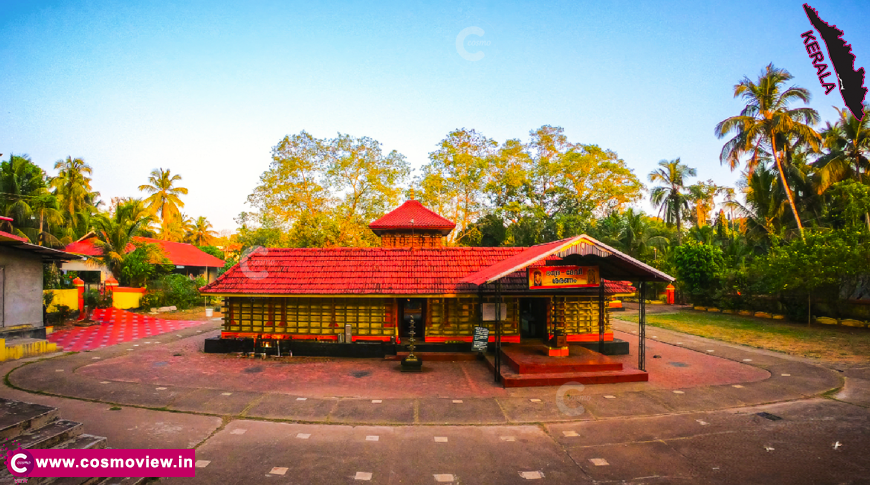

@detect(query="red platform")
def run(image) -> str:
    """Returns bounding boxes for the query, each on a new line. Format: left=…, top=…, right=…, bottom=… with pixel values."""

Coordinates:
left=488, top=344, right=648, bottom=387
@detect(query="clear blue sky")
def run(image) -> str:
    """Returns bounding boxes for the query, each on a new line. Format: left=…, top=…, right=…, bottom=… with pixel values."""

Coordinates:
left=2, top=0, right=868, bottom=231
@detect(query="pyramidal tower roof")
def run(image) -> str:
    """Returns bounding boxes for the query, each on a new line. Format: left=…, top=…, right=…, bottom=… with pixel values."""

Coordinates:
left=368, top=200, right=456, bottom=235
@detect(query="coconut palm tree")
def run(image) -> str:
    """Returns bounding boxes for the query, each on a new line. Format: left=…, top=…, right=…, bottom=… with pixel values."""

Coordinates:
left=92, top=199, right=156, bottom=277
left=138, top=168, right=188, bottom=236
left=187, top=216, right=217, bottom=246
left=0, top=154, right=64, bottom=245
left=815, top=105, right=870, bottom=228
left=50, top=156, right=100, bottom=236
left=715, top=64, right=821, bottom=239
left=687, top=180, right=726, bottom=228
left=649, top=158, right=696, bottom=244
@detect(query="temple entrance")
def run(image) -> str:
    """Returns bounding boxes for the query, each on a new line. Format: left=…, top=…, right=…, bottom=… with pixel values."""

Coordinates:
left=399, top=298, right=426, bottom=339
left=519, top=298, right=548, bottom=342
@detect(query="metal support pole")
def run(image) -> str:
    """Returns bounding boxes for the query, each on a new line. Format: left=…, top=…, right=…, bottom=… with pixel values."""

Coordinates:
left=598, top=280, right=605, bottom=354
left=495, top=281, right=502, bottom=383
left=639, top=281, right=646, bottom=372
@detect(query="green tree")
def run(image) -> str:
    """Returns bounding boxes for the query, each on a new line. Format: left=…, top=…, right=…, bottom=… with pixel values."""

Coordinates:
left=51, top=156, right=100, bottom=238
left=649, top=158, right=696, bottom=243
left=187, top=216, right=217, bottom=246
left=139, top=168, right=188, bottom=236
left=673, top=240, right=725, bottom=305
left=715, top=64, right=821, bottom=239
left=815, top=105, right=870, bottom=229
left=92, top=199, right=158, bottom=278
left=0, top=154, right=65, bottom=245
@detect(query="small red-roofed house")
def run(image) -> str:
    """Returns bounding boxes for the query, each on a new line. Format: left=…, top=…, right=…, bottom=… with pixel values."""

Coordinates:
left=0, top=217, right=81, bottom=330
left=62, top=234, right=225, bottom=284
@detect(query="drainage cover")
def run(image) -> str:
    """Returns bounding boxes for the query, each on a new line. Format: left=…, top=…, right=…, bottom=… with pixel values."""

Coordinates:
left=243, top=366, right=264, bottom=374
left=152, top=361, right=169, bottom=368
left=351, top=370, right=372, bottom=378
left=668, top=362, right=689, bottom=367
left=757, top=412, right=782, bottom=421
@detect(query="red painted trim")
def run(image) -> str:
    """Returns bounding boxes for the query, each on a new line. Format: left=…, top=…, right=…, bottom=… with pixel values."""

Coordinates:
left=113, top=287, right=146, bottom=293
left=566, top=333, right=614, bottom=342
left=423, top=335, right=521, bottom=344
left=352, top=336, right=392, bottom=342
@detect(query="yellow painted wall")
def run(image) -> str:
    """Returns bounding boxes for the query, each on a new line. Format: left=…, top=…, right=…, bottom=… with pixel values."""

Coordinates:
left=0, top=338, right=59, bottom=362
left=45, top=289, right=79, bottom=312
left=112, top=290, right=144, bottom=310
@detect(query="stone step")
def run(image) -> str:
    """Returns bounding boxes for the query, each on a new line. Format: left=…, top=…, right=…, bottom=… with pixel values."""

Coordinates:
left=0, top=398, right=60, bottom=440
left=53, top=434, right=108, bottom=450
left=16, top=420, right=83, bottom=449
left=96, top=478, right=146, bottom=485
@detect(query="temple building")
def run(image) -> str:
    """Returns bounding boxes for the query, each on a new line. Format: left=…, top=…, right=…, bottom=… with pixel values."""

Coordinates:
left=201, top=200, right=671, bottom=354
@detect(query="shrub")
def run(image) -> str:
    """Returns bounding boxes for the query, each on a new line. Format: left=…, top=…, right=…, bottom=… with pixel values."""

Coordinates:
left=146, top=274, right=203, bottom=310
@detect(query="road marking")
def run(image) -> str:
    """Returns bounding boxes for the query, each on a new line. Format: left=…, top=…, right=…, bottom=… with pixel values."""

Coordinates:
left=297, top=397, right=307, bottom=401
left=221, top=392, right=233, bottom=396
left=92, top=357, right=101, bottom=360
left=603, top=395, right=616, bottom=399
left=562, top=430, right=579, bottom=437
left=100, top=381, right=110, bottom=384
left=706, top=350, right=715, bottom=352
left=743, top=359, right=752, bottom=362
left=732, top=385, right=744, bottom=388
left=452, top=400, right=463, bottom=403
left=365, top=435, right=379, bottom=441
left=434, top=474, right=455, bottom=482
left=269, top=467, right=288, bottom=475
left=354, top=471, right=373, bottom=480
left=781, top=374, right=791, bottom=377
left=56, top=369, right=64, bottom=372
left=500, top=436, right=516, bottom=442
left=673, top=390, right=685, bottom=394
left=696, top=419, right=709, bottom=425
left=195, top=460, right=210, bottom=468
left=434, top=437, right=448, bottom=442
left=156, top=387, right=167, bottom=391
left=590, top=458, right=609, bottom=466
left=296, top=433, right=311, bottom=439
left=372, top=400, right=382, bottom=403
left=529, top=399, right=541, bottom=402
left=231, top=429, right=246, bottom=435
left=519, top=471, right=544, bottom=479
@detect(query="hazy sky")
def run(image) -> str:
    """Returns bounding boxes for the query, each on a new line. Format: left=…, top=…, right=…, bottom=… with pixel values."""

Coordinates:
left=2, top=0, right=868, bottom=231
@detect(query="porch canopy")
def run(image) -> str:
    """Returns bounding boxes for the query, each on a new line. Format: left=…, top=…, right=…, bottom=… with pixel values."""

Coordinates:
left=460, top=235, right=673, bottom=286
left=460, top=235, right=674, bottom=380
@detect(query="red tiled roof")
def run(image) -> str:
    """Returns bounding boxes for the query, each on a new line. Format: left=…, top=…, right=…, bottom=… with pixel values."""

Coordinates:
left=200, top=246, right=629, bottom=296
left=64, top=236, right=224, bottom=268
left=0, top=230, right=29, bottom=243
left=461, top=236, right=582, bottom=286
left=368, top=200, right=456, bottom=234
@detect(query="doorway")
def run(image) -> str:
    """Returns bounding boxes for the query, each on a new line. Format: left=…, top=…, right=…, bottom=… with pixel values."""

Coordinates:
left=399, top=298, right=426, bottom=339
left=519, top=298, right=548, bottom=342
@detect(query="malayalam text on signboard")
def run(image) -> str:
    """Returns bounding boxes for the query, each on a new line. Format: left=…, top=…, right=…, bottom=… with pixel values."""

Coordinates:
left=528, top=265, right=599, bottom=289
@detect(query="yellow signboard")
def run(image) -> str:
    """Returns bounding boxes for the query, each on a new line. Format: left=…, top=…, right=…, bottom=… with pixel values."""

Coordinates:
left=528, top=265, right=599, bottom=289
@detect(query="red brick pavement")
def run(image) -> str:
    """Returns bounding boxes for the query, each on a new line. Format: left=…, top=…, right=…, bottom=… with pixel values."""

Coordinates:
left=48, top=308, right=207, bottom=351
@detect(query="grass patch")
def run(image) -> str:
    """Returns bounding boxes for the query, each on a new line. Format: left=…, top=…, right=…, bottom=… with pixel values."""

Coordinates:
left=109, top=406, right=122, bottom=411
left=617, top=311, right=870, bottom=363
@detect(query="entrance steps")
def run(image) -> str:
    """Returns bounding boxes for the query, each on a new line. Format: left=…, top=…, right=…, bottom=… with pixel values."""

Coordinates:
left=0, top=398, right=143, bottom=484
left=487, top=344, right=648, bottom=387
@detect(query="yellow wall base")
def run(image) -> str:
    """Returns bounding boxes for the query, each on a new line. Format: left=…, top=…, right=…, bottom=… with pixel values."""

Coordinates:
left=0, top=338, right=60, bottom=362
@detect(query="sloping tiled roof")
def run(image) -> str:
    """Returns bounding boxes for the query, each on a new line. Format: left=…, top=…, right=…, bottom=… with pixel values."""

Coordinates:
left=64, top=236, right=224, bottom=268
left=368, top=200, right=456, bottom=235
left=0, top=230, right=29, bottom=243
left=200, top=246, right=633, bottom=296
